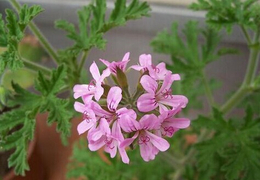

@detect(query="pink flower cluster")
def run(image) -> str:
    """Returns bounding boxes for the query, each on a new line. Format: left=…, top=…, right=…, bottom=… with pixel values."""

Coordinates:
left=73, top=52, right=190, bottom=163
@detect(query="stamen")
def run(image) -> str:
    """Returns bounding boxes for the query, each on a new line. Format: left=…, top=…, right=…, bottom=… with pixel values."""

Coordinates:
left=88, top=79, right=96, bottom=90
left=163, top=126, right=174, bottom=136
left=105, top=138, right=115, bottom=149
left=152, top=65, right=160, bottom=73
left=162, top=89, right=173, bottom=99
left=83, top=111, right=91, bottom=123
left=139, top=135, right=150, bottom=145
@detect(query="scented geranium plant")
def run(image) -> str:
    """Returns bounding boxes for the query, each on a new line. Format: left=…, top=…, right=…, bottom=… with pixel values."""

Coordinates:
left=68, top=0, right=260, bottom=180
left=0, top=0, right=150, bottom=177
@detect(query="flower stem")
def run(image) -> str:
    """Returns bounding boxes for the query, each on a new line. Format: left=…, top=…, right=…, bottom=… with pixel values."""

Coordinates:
left=240, top=25, right=252, bottom=45
left=201, top=70, right=215, bottom=107
left=22, top=58, right=52, bottom=76
left=78, top=50, right=88, bottom=73
left=9, top=0, right=60, bottom=65
left=221, top=30, right=260, bottom=113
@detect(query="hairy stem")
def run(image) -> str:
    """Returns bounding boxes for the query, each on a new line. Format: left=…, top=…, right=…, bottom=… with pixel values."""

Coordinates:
left=22, top=58, right=52, bottom=76
left=240, top=25, right=252, bottom=45
left=9, top=0, right=60, bottom=65
left=201, top=70, right=215, bottom=107
left=78, top=50, right=88, bottom=73
left=221, top=30, right=260, bottom=113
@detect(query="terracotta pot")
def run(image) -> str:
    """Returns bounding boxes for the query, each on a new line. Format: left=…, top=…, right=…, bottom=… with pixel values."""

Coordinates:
left=35, top=113, right=81, bottom=180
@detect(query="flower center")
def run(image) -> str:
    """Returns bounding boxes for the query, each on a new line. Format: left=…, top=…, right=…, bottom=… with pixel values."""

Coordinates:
left=88, top=79, right=96, bottom=90
left=163, top=126, right=175, bottom=136
left=161, top=89, right=173, bottom=99
left=139, top=135, right=150, bottom=145
left=104, top=137, right=115, bottom=149
left=83, top=111, right=91, bottom=123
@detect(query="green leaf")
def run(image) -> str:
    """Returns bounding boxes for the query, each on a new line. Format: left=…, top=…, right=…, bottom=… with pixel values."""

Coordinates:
left=55, top=0, right=150, bottom=53
left=40, top=97, right=72, bottom=145
left=0, top=109, right=25, bottom=132
left=19, top=4, right=44, bottom=31
left=5, top=9, right=23, bottom=39
left=35, top=64, right=66, bottom=96
left=190, top=0, right=259, bottom=31
left=195, top=106, right=260, bottom=179
left=0, top=109, right=36, bottom=175
left=0, top=14, right=8, bottom=47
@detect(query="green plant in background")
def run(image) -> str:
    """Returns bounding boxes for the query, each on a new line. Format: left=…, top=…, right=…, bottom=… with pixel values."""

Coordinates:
left=0, top=0, right=150, bottom=176
left=148, top=0, right=260, bottom=179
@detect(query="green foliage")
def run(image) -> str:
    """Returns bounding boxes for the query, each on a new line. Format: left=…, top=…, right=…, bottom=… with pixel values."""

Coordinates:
left=0, top=5, right=43, bottom=73
left=0, top=65, right=72, bottom=175
left=151, top=21, right=235, bottom=110
left=190, top=0, right=260, bottom=32
left=55, top=0, right=150, bottom=53
left=67, top=139, right=173, bottom=180
left=0, top=109, right=36, bottom=176
left=55, top=0, right=150, bottom=88
left=193, top=107, right=260, bottom=179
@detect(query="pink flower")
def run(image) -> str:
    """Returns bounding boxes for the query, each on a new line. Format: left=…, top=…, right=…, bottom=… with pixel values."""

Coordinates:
left=131, top=54, right=152, bottom=72
left=100, top=52, right=130, bottom=75
left=74, top=102, right=97, bottom=135
left=121, top=114, right=170, bottom=162
left=148, top=62, right=173, bottom=81
left=137, top=72, right=188, bottom=113
left=158, top=105, right=190, bottom=137
left=73, top=62, right=110, bottom=102
left=90, top=86, right=136, bottom=124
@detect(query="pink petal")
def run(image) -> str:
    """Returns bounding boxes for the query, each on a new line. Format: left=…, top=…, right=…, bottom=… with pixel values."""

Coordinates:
left=140, top=75, right=158, bottom=93
left=99, top=118, right=111, bottom=135
left=157, top=72, right=179, bottom=94
left=88, top=137, right=106, bottom=151
left=73, top=84, right=93, bottom=99
left=99, top=59, right=110, bottom=67
left=104, top=140, right=117, bottom=158
left=117, top=108, right=137, bottom=119
left=94, top=83, right=104, bottom=101
left=118, top=114, right=140, bottom=132
left=165, top=118, right=190, bottom=129
left=139, top=54, right=152, bottom=67
left=77, top=120, right=94, bottom=135
left=146, top=131, right=170, bottom=152
left=100, top=68, right=111, bottom=81
left=118, top=147, right=130, bottom=164
left=131, top=65, right=143, bottom=71
left=139, top=114, right=160, bottom=130
left=122, top=52, right=130, bottom=62
left=137, top=93, right=158, bottom=112
left=74, top=102, right=85, bottom=113
left=107, top=86, right=122, bottom=111
left=90, top=62, right=101, bottom=81
left=140, top=141, right=155, bottom=162
left=120, top=132, right=139, bottom=149
left=159, top=95, right=188, bottom=108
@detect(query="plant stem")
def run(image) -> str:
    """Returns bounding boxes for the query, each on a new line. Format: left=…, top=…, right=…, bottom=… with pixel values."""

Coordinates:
left=240, top=25, right=252, bottom=45
left=221, top=31, right=260, bottom=113
left=78, top=50, right=88, bottom=73
left=9, top=0, right=60, bottom=65
left=22, top=58, right=52, bottom=76
left=201, top=70, right=215, bottom=107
